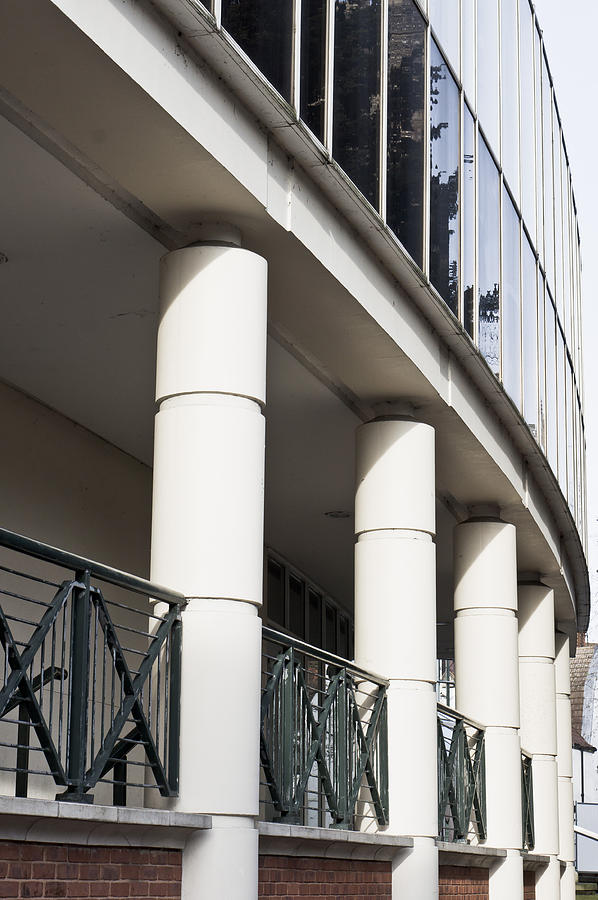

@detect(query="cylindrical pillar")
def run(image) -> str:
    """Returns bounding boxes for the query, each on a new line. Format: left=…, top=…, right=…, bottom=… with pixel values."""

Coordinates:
left=518, top=582, right=559, bottom=900
left=454, top=514, right=523, bottom=900
left=354, top=415, right=438, bottom=899
left=555, top=632, right=575, bottom=900
left=151, top=237, right=267, bottom=900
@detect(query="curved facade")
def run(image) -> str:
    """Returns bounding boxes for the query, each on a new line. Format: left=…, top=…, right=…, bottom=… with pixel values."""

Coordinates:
left=0, top=0, right=588, bottom=899
left=203, top=0, right=585, bottom=543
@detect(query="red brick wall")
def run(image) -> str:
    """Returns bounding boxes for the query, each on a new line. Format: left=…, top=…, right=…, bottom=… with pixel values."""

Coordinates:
left=0, top=842, right=181, bottom=899
left=258, top=855, right=391, bottom=898
left=524, top=870, right=536, bottom=899
left=439, top=865, right=489, bottom=899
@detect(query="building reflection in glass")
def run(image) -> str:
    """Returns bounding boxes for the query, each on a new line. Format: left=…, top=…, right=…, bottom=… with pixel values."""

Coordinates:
left=333, top=0, right=381, bottom=209
left=429, top=41, right=459, bottom=315
left=387, top=0, right=425, bottom=266
left=478, top=137, right=500, bottom=376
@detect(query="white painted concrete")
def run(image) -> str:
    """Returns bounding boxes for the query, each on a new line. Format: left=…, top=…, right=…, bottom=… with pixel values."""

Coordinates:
left=518, top=583, right=559, bottom=898
left=354, top=417, right=437, bottom=898
left=151, top=243, right=267, bottom=898
left=454, top=517, right=523, bottom=900
left=555, top=631, right=576, bottom=878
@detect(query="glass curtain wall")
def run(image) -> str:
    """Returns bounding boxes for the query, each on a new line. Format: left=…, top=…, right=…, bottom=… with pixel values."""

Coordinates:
left=219, top=0, right=586, bottom=533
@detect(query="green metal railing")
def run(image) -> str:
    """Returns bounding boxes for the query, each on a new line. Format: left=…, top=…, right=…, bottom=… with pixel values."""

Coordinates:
left=437, top=704, right=486, bottom=843
left=260, top=627, right=388, bottom=830
left=0, top=527, right=185, bottom=805
left=522, top=752, right=535, bottom=850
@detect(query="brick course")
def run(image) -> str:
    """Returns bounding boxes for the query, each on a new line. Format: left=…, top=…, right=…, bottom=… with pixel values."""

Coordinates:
left=524, top=870, right=536, bottom=899
left=0, top=843, right=181, bottom=900
left=258, top=855, right=391, bottom=898
left=439, top=865, right=489, bottom=899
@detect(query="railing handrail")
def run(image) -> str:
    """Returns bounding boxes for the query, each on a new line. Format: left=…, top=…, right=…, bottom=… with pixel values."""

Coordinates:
left=0, top=527, right=185, bottom=606
left=262, top=625, right=388, bottom=687
left=437, top=703, right=486, bottom=733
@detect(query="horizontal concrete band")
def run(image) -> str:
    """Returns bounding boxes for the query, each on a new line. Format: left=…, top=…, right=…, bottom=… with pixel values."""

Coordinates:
left=258, top=822, right=412, bottom=861
left=0, top=797, right=211, bottom=848
left=259, top=824, right=553, bottom=871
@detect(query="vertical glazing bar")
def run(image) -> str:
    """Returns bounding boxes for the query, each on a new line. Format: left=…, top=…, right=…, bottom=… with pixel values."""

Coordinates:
left=378, top=0, right=388, bottom=219
left=213, top=0, right=222, bottom=29
left=324, top=0, right=335, bottom=152
left=422, top=12, right=431, bottom=277
left=167, top=613, right=182, bottom=794
left=62, top=570, right=91, bottom=801
left=292, top=0, right=302, bottom=113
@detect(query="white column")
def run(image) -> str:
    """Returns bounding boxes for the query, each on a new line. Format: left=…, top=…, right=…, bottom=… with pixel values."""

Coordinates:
left=354, top=413, right=438, bottom=899
left=454, top=512, right=523, bottom=900
left=151, top=231, right=267, bottom=900
left=555, top=631, right=575, bottom=900
left=518, top=582, right=559, bottom=900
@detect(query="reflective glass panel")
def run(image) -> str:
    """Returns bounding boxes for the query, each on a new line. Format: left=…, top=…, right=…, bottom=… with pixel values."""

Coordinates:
left=300, top=0, right=327, bottom=141
left=463, top=105, right=475, bottom=338
left=324, top=602, right=336, bottom=653
left=502, top=188, right=521, bottom=408
left=522, top=236, right=538, bottom=438
left=562, top=165, right=572, bottom=345
left=478, top=137, right=500, bottom=376
left=461, top=0, right=475, bottom=103
left=534, top=26, right=543, bottom=255
left=222, top=0, right=293, bottom=101
left=501, top=0, right=520, bottom=200
left=545, top=292, right=557, bottom=471
left=477, top=0, right=499, bottom=152
left=429, top=41, right=459, bottom=314
left=267, top=558, right=285, bottom=626
left=387, top=0, right=426, bottom=266
left=537, top=271, right=546, bottom=450
left=333, top=0, right=381, bottom=209
left=519, top=0, right=535, bottom=242
left=289, top=575, right=305, bottom=639
left=429, top=0, right=459, bottom=73
left=553, top=118, right=563, bottom=321
left=566, top=361, right=574, bottom=512
left=542, top=55, right=555, bottom=293
left=556, top=325, right=566, bottom=491
left=308, top=590, right=322, bottom=647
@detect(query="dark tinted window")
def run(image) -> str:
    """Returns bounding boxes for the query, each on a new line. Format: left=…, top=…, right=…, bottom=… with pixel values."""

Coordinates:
left=301, top=0, right=327, bottom=141
left=387, top=0, right=425, bottom=265
left=222, top=0, right=293, bottom=101
left=333, top=0, right=381, bottom=208
left=429, top=41, right=459, bottom=315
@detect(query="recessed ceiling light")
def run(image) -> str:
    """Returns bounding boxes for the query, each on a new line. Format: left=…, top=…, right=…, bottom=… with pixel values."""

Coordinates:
left=324, top=510, right=351, bottom=519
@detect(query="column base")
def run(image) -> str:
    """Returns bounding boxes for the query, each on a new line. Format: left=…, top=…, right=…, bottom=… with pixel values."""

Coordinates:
left=182, top=815, right=258, bottom=900
left=535, top=855, right=560, bottom=900
left=391, top=836, right=438, bottom=899
left=489, top=849, right=523, bottom=900
left=559, top=861, right=576, bottom=900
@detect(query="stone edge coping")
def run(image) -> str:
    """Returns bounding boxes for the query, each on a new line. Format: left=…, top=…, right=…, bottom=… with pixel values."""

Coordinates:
left=258, top=822, right=413, bottom=861
left=0, top=796, right=211, bottom=848
left=521, top=851, right=552, bottom=871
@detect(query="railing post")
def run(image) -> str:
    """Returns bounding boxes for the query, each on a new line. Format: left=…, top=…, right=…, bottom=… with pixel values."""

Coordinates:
left=332, top=669, right=350, bottom=829
left=15, top=705, right=30, bottom=798
left=60, top=568, right=92, bottom=802
left=167, top=613, right=182, bottom=795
